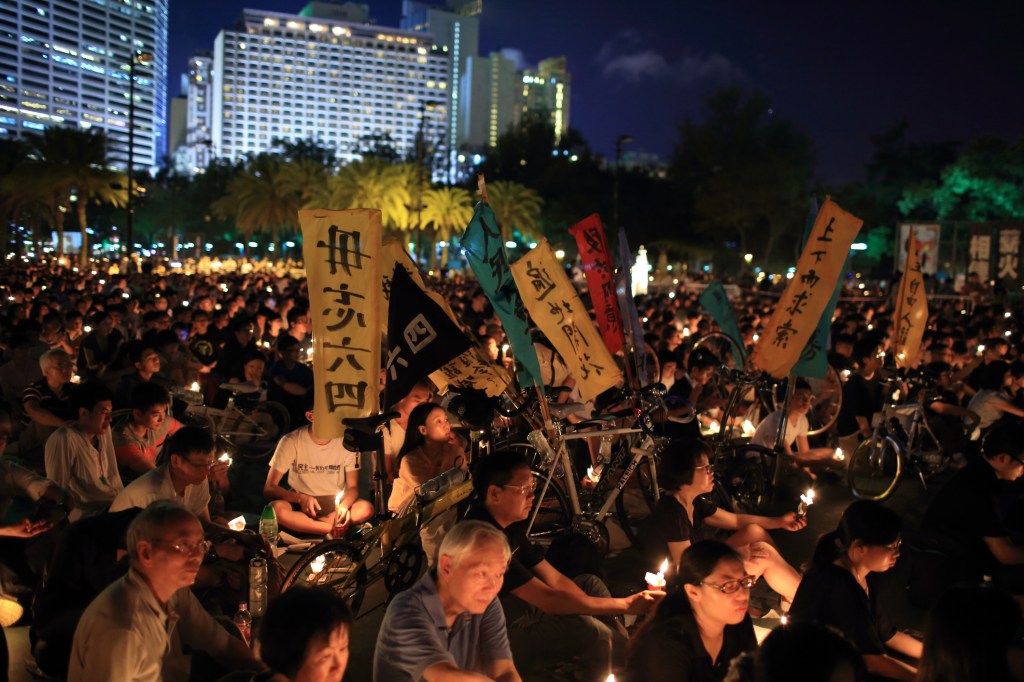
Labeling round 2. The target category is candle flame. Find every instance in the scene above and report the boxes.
[605,676,616,682]
[780,614,789,626]
[190,381,200,392]
[709,421,721,434]
[742,419,755,436]
[335,491,343,506]
[833,447,845,462]
[800,489,815,506]
[227,515,246,531]
[310,555,326,574]
[659,559,669,575]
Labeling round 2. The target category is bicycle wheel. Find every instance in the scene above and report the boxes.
[528,467,571,542]
[282,539,367,615]
[806,365,843,437]
[614,457,658,547]
[693,331,745,367]
[231,401,291,460]
[848,436,903,501]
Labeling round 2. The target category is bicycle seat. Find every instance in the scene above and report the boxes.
[573,410,631,429]
[219,382,261,395]
[343,411,399,435]
[549,402,588,420]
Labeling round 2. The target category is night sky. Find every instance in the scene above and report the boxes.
[169,0,1024,183]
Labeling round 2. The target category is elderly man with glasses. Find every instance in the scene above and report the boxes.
[68,501,263,682]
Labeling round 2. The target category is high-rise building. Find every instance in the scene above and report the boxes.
[400,0,480,179]
[461,50,515,149]
[0,0,169,168]
[206,6,450,168]
[175,51,213,174]
[517,56,570,144]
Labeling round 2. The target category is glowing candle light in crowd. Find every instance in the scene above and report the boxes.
[742,420,755,437]
[797,489,815,517]
[219,452,233,467]
[708,421,721,435]
[71,374,81,384]
[780,615,789,626]
[605,676,616,682]
[645,559,668,591]
[586,465,601,485]
[833,447,845,462]
[84,325,92,334]
[752,333,759,342]
[190,381,200,392]
[227,515,246,531]
[841,369,851,381]
[309,555,326,575]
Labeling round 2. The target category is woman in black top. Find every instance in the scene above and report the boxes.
[627,541,758,682]
[789,500,921,680]
[644,439,806,603]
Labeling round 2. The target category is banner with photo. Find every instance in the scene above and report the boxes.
[511,240,622,402]
[300,208,382,440]
[897,224,941,275]
[568,213,624,356]
[750,197,863,379]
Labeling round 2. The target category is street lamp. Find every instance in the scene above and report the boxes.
[613,134,633,230]
[126,50,154,259]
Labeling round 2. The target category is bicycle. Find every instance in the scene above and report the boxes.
[173,383,291,460]
[847,373,948,501]
[280,412,473,617]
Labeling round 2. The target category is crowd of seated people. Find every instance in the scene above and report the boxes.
[0,261,1021,682]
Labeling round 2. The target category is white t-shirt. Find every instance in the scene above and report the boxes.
[109,464,211,517]
[268,425,360,497]
[750,410,809,450]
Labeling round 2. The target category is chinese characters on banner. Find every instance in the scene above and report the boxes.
[462,202,544,392]
[380,239,511,397]
[568,214,624,356]
[698,281,745,367]
[299,209,381,440]
[510,240,622,402]
[892,232,928,369]
[750,197,863,379]
[998,228,1021,282]
[385,265,471,405]
[968,230,992,281]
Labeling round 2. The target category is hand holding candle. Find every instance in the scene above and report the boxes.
[332,491,350,536]
[227,515,246,532]
[797,488,815,518]
[645,559,668,591]
[833,447,845,462]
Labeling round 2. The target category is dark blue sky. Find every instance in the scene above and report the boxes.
[169,0,1024,182]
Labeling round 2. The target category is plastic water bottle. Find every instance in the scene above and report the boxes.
[232,602,252,645]
[419,467,468,502]
[248,557,267,617]
[526,429,557,469]
[259,505,278,545]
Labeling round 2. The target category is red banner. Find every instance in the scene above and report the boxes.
[569,214,624,356]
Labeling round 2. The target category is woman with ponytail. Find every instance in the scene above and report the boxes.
[627,540,758,682]
[789,500,921,680]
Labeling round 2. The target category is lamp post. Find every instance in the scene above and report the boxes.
[612,134,633,230]
[125,50,154,259]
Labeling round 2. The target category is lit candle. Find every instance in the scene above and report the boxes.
[190,381,201,392]
[780,614,789,626]
[219,452,233,467]
[752,333,759,342]
[833,447,845,462]
[586,465,600,484]
[841,369,851,381]
[742,419,755,437]
[83,325,92,334]
[605,676,616,682]
[71,374,81,384]
[645,559,668,591]
[797,488,815,517]
[708,421,721,435]
[309,555,326,575]
[227,515,246,531]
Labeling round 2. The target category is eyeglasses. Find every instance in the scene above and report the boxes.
[156,539,212,557]
[879,539,902,554]
[695,464,714,475]
[700,575,757,594]
[501,483,537,497]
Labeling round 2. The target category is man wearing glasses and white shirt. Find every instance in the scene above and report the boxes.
[68,501,263,682]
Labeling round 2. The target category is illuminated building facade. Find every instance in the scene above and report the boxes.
[208,7,450,167]
[0,0,169,168]
[517,56,570,144]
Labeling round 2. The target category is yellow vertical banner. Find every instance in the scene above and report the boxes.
[300,209,382,439]
[893,232,928,369]
[379,239,511,397]
[510,239,622,401]
[750,197,863,378]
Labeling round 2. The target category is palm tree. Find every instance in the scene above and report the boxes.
[421,186,472,268]
[485,181,544,243]
[212,154,301,248]
[19,128,127,264]
[279,156,330,206]
[311,159,410,230]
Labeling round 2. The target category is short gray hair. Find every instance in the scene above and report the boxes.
[39,349,69,372]
[126,500,199,562]
[438,520,511,568]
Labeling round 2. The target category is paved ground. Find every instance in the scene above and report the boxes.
[3,462,944,681]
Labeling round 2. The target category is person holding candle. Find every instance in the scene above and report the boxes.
[749,380,838,468]
[627,541,758,682]
[645,439,805,604]
[264,399,372,536]
[788,500,921,680]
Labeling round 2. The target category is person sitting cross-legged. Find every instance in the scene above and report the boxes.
[67,501,264,682]
[465,449,663,678]
[263,398,373,536]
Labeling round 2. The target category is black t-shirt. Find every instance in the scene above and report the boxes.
[923,458,1005,571]
[837,373,882,437]
[626,607,756,682]
[788,563,897,655]
[664,376,701,440]
[464,502,545,596]
[188,331,220,366]
[643,494,717,567]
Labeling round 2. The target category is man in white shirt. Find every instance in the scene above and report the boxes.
[264,401,373,535]
[44,381,122,521]
[68,501,263,682]
[751,380,834,464]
